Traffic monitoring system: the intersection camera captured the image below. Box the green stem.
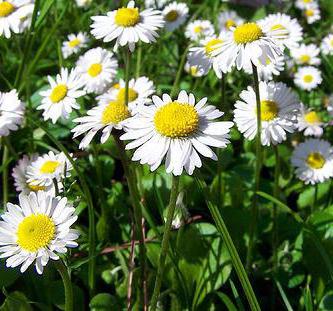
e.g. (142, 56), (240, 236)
(312, 184), (318, 212)
(2, 141), (8, 208)
(150, 175), (180, 311)
(53, 178), (60, 196)
(55, 261), (73, 311)
(272, 146), (279, 274)
(246, 63), (262, 272)
(136, 43), (142, 78)
(171, 45), (190, 98)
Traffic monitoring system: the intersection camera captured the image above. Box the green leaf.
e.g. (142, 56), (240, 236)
(216, 292), (238, 311)
(0, 291), (33, 311)
(35, 0), (56, 29)
(89, 293), (119, 310)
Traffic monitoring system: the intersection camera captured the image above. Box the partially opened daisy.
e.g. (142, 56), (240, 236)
(76, 47), (118, 94)
(121, 90), (233, 175)
(162, 2), (188, 32)
(297, 103), (323, 137)
(291, 139), (333, 184)
(295, 0), (317, 9)
(258, 13), (303, 50)
(303, 3), (320, 24)
(26, 151), (73, 188)
(90, 0), (164, 52)
(185, 20), (214, 41)
(38, 68), (85, 124)
(184, 61), (205, 78)
(218, 10), (244, 32)
(0, 192), (79, 274)
(72, 100), (131, 149)
(234, 81), (299, 146)
(290, 43), (321, 66)
(294, 66), (322, 91)
(0, 89), (25, 137)
(321, 33), (333, 56)
(213, 22), (283, 72)
(62, 32), (89, 59)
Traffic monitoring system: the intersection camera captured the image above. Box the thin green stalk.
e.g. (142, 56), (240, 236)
(312, 184), (318, 213)
(2, 141), (9, 208)
(171, 45), (190, 97)
(53, 178), (60, 196)
(326, 179), (333, 208)
(150, 175), (180, 311)
(272, 145), (279, 274)
(136, 43), (142, 78)
(246, 63), (262, 272)
(55, 261), (73, 311)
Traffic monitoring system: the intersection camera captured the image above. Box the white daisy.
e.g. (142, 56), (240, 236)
(76, 0), (92, 8)
(72, 100), (131, 149)
(120, 90), (233, 176)
(295, 0), (317, 9)
(218, 10), (244, 32)
(97, 76), (155, 112)
(188, 32), (228, 78)
(0, 0), (34, 38)
(290, 43), (321, 66)
(12, 154), (61, 195)
(258, 13), (303, 50)
(184, 61), (205, 77)
(297, 103), (323, 137)
(294, 66), (322, 91)
(321, 33), (333, 55)
(0, 192), (79, 274)
(0, 89), (25, 137)
(26, 151), (73, 188)
(291, 139), (333, 185)
(162, 2), (188, 32)
(185, 20), (214, 41)
(62, 32), (89, 59)
(303, 3), (320, 24)
(38, 68), (85, 124)
(17, 0), (34, 33)
(76, 47), (118, 95)
(234, 81), (299, 146)
(213, 22), (283, 72)
(90, 0), (164, 52)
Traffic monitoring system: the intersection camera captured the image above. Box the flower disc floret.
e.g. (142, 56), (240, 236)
(50, 84), (68, 103)
(39, 161), (60, 174)
(234, 23), (263, 44)
(205, 38), (223, 56)
(117, 88), (138, 103)
(304, 111), (320, 124)
(259, 100), (279, 121)
(307, 152), (325, 169)
(0, 2), (14, 17)
(101, 101), (130, 125)
(115, 7), (140, 27)
(88, 63), (102, 77)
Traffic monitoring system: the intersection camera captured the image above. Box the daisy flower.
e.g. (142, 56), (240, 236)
(38, 68), (85, 124)
(321, 33), (333, 56)
(90, 0), (164, 52)
(297, 103), (323, 137)
(295, 0), (317, 9)
(185, 20), (214, 41)
(76, 0), (92, 8)
(0, 0), (34, 38)
(0, 89), (25, 137)
(184, 61), (205, 78)
(258, 13), (303, 50)
(76, 47), (118, 94)
(12, 155), (61, 195)
(188, 32), (228, 78)
(294, 66), (322, 91)
(62, 32), (89, 59)
(218, 10), (244, 32)
(162, 2), (188, 32)
(72, 100), (132, 149)
(0, 192), (79, 274)
(26, 151), (73, 188)
(303, 3), (320, 24)
(291, 139), (333, 184)
(290, 43), (321, 66)
(213, 22), (283, 72)
(17, 0), (34, 33)
(234, 81), (299, 146)
(121, 90), (234, 176)
(97, 76), (155, 112)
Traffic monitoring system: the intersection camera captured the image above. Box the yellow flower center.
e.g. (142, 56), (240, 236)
(225, 19), (236, 30)
(303, 0), (312, 3)
(50, 84), (68, 103)
(305, 9), (314, 17)
(88, 63), (102, 77)
(115, 7), (140, 27)
(17, 214), (55, 252)
(304, 111), (321, 124)
(194, 25), (202, 33)
(154, 102), (199, 138)
(330, 39), (333, 47)
(306, 152), (325, 169)
(0, 2), (15, 17)
(117, 88), (138, 103)
(299, 54), (310, 64)
(303, 74), (313, 83)
(205, 38), (223, 56)
(40, 160), (60, 174)
(68, 38), (81, 48)
(190, 66), (198, 76)
(258, 100), (279, 121)
(113, 83), (121, 89)
(271, 24), (287, 31)
(165, 10), (178, 22)
(234, 23), (263, 44)
(27, 181), (46, 192)
(101, 101), (130, 125)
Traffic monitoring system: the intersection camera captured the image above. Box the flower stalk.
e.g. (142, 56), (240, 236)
(55, 260), (74, 311)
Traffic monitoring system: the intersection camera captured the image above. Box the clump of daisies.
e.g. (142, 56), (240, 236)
(294, 66), (322, 91)
(234, 81), (300, 146)
(0, 89), (25, 137)
(0, 192), (79, 274)
(291, 139), (333, 184)
(185, 20), (214, 42)
(290, 43), (321, 66)
(90, 0), (164, 51)
(218, 10), (244, 32)
(162, 2), (188, 32)
(62, 32), (89, 59)
(297, 103), (324, 137)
